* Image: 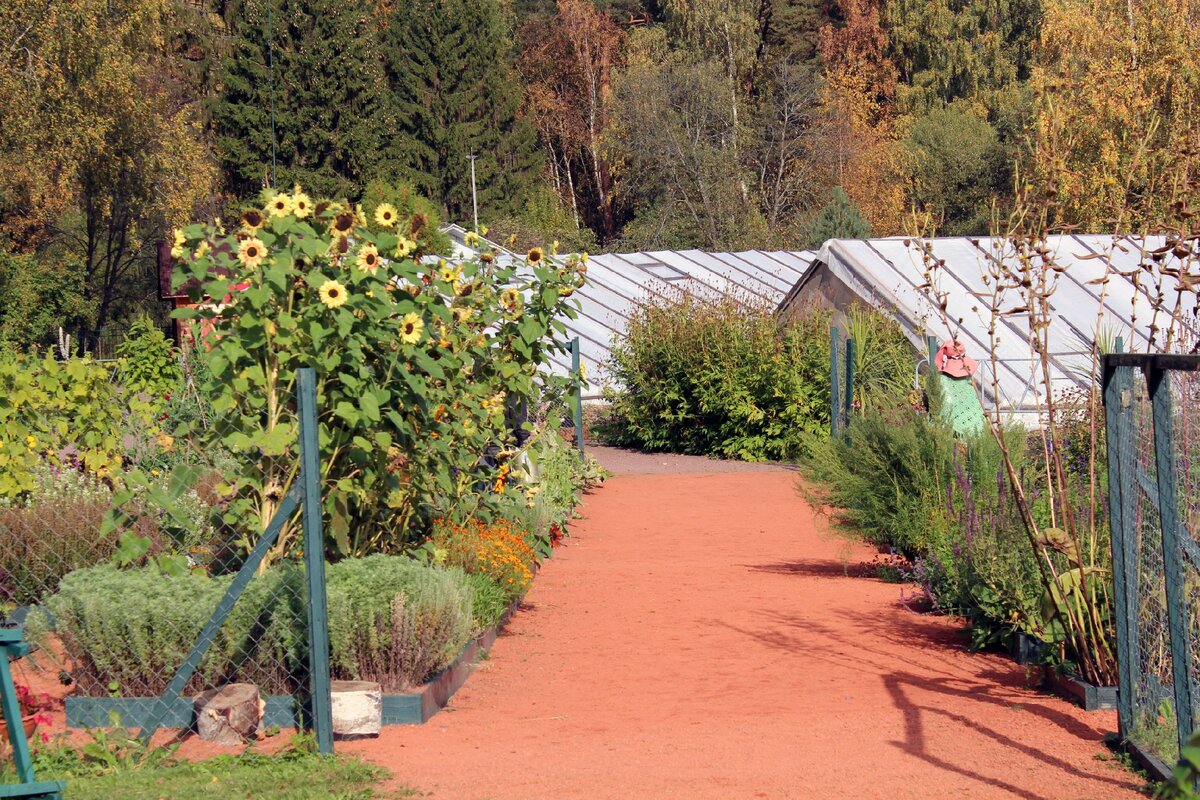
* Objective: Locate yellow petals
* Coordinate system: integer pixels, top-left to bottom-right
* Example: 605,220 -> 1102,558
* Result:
319,279 -> 349,308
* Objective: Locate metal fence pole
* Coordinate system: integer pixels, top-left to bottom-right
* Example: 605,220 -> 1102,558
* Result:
1146,361 -> 1196,756
1102,345 -> 1137,739
843,337 -> 855,428
830,328 -> 841,438
570,337 -> 585,459
297,368 -> 334,755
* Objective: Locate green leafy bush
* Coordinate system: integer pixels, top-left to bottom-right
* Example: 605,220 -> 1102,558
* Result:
40,556 -> 476,695
326,555 -> 473,690
116,315 -> 181,399
464,572 -> 510,632
604,293 -> 832,461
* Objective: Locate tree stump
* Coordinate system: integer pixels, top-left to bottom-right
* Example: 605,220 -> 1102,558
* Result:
331,680 -> 382,737
193,683 -> 263,745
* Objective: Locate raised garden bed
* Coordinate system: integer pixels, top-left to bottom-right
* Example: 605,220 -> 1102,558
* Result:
1042,670 -> 1118,712
65,585 -> 529,731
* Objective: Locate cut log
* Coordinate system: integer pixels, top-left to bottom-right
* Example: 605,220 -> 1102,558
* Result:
193,683 -> 263,745
331,680 -> 382,736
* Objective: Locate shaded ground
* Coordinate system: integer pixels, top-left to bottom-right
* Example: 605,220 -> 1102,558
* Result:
345,450 -> 1143,799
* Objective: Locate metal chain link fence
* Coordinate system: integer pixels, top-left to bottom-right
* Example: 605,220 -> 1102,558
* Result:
0,360 -> 329,741
1105,354 -> 1200,770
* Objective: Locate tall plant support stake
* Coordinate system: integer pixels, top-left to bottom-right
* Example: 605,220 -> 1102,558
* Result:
830,328 -> 841,438
0,627 -> 63,798
1102,343 -> 1137,738
570,337 -> 585,459
298,368 -> 334,755
1146,361 -> 1196,756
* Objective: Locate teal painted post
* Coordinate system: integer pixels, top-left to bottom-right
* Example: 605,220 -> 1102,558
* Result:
1146,362 -> 1196,756
830,328 -> 841,438
570,337 -> 585,459
1102,346 -> 1137,738
138,485 -> 301,744
927,336 -> 938,370
0,631 -> 63,798
297,368 -> 334,755
843,337 -> 856,427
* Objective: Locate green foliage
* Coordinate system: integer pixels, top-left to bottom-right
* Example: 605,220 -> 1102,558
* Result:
843,304 -> 917,412
903,103 -> 1008,234
484,186 -> 599,256
1158,726 -> 1200,799
464,572 -> 510,631
380,0 -> 541,220
805,187 -> 872,247
605,293 -> 832,461
40,556 -> 478,695
326,555 -> 474,690
16,733 -> 400,799
147,187 -> 583,564
0,352 -> 158,498
117,315 -> 181,399
0,250 -> 86,353
212,0 -> 385,199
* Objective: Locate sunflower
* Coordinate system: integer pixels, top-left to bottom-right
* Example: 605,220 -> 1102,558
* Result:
451,306 -> 473,324
455,279 -> 476,298
356,244 -> 381,275
374,203 -> 399,227
580,251 -> 589,264
267,192 -> 293,217
438,263 -> 459,283
499,288 -> 521,310
238,237 -> 268,268
400,312 -> 424,344
241,208 -> 266,231
194,241 -> 211,260
171,228 -> 186,258
330,211 -> 355,236
395,237 -> 417,258
291,188 -> 313,218
318,279 -> 349,308
526,247 -> 544,264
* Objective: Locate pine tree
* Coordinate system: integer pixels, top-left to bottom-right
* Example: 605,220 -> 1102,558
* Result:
212,0 -> 385,199
380,0 -> 541,222
806,186 -> 872,246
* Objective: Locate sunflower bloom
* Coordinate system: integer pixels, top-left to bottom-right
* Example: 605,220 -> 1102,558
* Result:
267,192 -> 293,217
241,208 -> 266,231
439,264 -> 459,283
171,228 -> 186,258
330,211 -> 355,236
395,237 -> 417,258
356,244 -> 381,275
400,312 -> 424,344
374,203 -> 399,227
451,306 -> 473,324
291,188 -> 313,218
319,279 -> 349,308
500,288 -> 521,311
526,247 -> 544,264
238,237 -> 268,268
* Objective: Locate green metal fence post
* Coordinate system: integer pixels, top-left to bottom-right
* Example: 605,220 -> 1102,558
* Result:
1102,344 -> 1136,739
843,337 -> 855,429
0,629 -> 63,798
927,336 -> 938,370
297,368 -> 334,755
830,328 -> 841,438
570,337 -> 585,459
1146,361 -> 1196,756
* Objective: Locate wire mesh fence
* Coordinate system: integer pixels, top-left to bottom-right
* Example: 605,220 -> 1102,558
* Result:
0,360 -> 330,745
1105,354 -> 1200,769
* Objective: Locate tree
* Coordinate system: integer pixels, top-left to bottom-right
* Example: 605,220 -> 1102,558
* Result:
609,28 -> 766,250
761,0 -> 838,66
519,0 -> 625,240
212,0 -> 385,199
904,103 -> 1007,234
382,0 -> 542,222
806,186 -> 872,245
0,0 -> 216,339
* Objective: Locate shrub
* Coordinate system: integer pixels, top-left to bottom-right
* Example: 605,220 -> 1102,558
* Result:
431,518 -> 535,599
39,556 -> 476,696
604,292 -> 833,461
326,556 -> 474,691
116,315 -> 181,400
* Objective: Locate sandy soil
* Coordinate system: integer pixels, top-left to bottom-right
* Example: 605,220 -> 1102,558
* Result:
338,451 -> 1144,800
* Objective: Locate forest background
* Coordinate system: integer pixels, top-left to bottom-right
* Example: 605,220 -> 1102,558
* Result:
0,0 -> 1196,349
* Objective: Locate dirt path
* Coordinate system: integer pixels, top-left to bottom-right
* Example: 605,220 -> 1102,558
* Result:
349,447 -> 1143,799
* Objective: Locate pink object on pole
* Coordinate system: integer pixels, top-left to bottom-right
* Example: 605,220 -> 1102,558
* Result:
935,340 -> 978,379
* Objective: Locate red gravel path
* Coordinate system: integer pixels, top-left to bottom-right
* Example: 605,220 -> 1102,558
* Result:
346,450 -> 1143,800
